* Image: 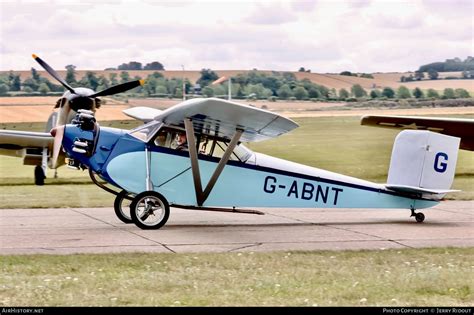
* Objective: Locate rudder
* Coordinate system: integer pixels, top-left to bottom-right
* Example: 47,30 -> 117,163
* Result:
387,130 -> 460,194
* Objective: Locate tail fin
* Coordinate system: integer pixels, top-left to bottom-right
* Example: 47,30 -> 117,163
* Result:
386,130 -> 460,199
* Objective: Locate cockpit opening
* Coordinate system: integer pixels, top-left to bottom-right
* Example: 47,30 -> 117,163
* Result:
150,126 -> 254,163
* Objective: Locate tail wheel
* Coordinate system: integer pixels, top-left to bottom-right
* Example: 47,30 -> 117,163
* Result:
415,212 -> 425,223
130,191 -> 170,230
113,190 -> 135,224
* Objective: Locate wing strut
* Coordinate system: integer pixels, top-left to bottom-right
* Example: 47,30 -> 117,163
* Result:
184,118 -> 243,206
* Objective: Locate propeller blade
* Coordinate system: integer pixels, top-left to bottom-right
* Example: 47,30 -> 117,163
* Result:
32,54 -> 76,94
50,125 -> 65,169
89,79 -> 145,98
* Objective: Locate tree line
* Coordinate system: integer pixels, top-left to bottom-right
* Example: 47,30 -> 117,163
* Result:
418,56 -> 474,72
0,67 -> 471,101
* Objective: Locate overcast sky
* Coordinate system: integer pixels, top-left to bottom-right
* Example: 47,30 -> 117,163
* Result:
0,0 -> 472,73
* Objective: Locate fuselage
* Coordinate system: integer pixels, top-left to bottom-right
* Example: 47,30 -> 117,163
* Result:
62,123 -> 438,211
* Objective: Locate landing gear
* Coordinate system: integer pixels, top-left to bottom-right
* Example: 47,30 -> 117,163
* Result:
410,208 -> 425,223
113,190 -> 134,224
130,191 -> 170,230
34,165 -> 45,186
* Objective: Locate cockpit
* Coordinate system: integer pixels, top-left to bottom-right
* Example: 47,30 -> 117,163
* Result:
128,121 -> 255,163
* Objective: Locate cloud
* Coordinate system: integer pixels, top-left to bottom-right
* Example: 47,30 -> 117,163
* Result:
0,0 -> 473,73
245,4 -> 298,25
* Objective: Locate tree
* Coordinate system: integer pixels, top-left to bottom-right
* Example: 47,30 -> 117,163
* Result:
109,73 -> 119,85
31,68 -> 41,81
120,71 -> 130,84
443,88 -> 455,99
382,87 -> 395,98
117,61 -> 142,70
426,89 -> 439,98
277,84 -> 292,99
243,83 -> 272,99
9,73 -> 21,91
339,88 -> 349,99
0,83 -> 9,95
143,77 -> 158,95
97,75 -> 110,91
81,71 -> 100,90
307,87 -> 320,99
427,69 -> 439,80
298,67 -> 306,72
23,78 -> 39,91
370,89 -> 381,98
38,82 -> 50,94
455,88 -> 470,98
65,65 -> 77,85
197,69 -> 219,88
397,86 -> 411,99
360,73 -> 374,79
293,86 -> 309,100
350,84 -> 367,97
155,85 -> 168,97
144,61 -> 165,70
211,84 -> 227,98
340,71 -> 356,77
414,71 -> 424,81
201,86 -> 214,97
413,87 -> 424,99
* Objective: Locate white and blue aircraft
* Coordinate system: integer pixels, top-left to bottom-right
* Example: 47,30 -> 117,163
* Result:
50,98 -> 461,229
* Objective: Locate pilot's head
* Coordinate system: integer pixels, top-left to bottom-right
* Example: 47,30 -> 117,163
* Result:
176,133 -> 187,145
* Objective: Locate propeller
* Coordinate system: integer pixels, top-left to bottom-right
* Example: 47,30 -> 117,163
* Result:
32,54 -> 76,94
89,79 -> 145,98
50,126 -> 65,169
33,54 -> 145,168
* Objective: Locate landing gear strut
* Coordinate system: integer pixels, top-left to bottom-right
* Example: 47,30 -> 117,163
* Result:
410,207 -> 425,223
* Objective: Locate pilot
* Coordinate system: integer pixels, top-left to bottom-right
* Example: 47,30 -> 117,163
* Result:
175,132 -> 188,151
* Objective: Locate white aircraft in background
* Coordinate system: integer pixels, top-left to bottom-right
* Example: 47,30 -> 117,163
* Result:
0,55 -> 144,184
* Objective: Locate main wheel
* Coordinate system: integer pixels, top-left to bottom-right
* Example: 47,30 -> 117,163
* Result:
415,212 -> 425,223
34,165 -> 45,186
130,191 -> 170,230
113,190 -> 134,224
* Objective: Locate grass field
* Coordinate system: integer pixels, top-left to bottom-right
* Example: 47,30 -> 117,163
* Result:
0,248 -> 472,306
0,115 -> 473,208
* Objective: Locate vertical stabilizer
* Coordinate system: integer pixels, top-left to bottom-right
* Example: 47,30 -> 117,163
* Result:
387,130 -> 460,196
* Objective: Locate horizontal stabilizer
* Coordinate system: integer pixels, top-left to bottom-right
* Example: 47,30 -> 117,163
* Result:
385,184 -> 460,195
123,107 -> 163,122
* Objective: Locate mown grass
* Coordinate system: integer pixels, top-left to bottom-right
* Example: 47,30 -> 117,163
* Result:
0,248 -> 472,306
0,115 -> 473,209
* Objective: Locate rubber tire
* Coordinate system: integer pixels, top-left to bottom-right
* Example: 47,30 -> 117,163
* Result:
415,212 -> 425,223
113,190 -> 134,224
130,191 -> 170,230
34,165 -> 45,186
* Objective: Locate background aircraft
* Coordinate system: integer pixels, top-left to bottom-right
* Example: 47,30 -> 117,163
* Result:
361,115 -> 474,151
0,55 -> 144,185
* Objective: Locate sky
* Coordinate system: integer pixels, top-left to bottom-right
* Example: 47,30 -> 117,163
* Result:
0,0 -> 473,73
